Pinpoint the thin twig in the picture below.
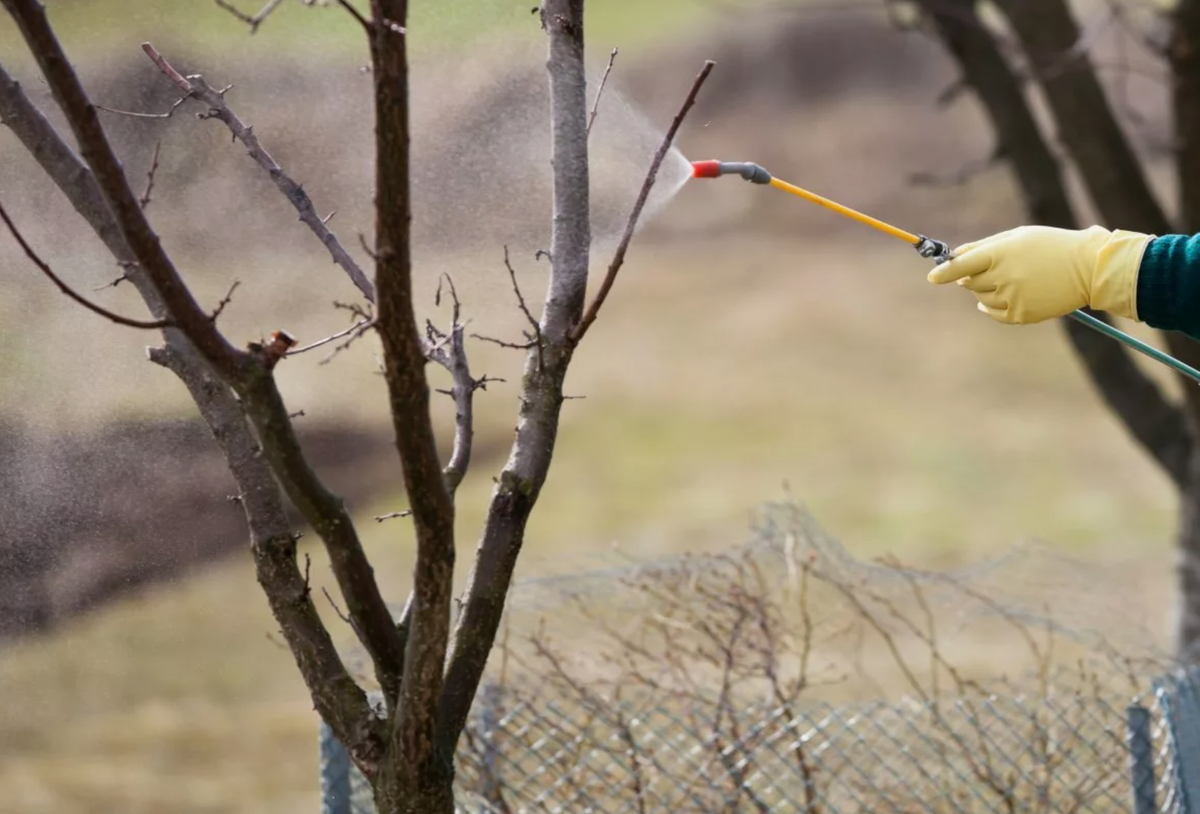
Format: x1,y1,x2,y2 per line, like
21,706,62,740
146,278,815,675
287,317,376,355
210,280,241,321
322,586,353,626
503,245,544,370
140,141,162,209
93,271,130,291
375,510,412,522
587,47,618,137
140,43,193,94
138,42,375,303
470,334,536,351
213,0,286,33
908,150,1002,188
335,0,372,31
571,59,715,343
96,96,188,120
0,201,171,330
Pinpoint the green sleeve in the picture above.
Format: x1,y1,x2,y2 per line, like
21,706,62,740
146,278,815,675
1137,234,1200,341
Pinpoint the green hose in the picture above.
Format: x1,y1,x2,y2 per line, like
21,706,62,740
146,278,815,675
1068,310,1200,384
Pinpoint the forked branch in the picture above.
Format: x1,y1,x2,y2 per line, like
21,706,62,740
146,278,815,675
0,43,384,772
213,0,286,33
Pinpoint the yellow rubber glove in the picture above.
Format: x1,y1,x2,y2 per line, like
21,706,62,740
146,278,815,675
927,225,1154,324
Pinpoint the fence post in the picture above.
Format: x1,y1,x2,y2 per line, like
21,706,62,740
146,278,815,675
1128,704,1157,814
319,718,353,814
477,682,504,813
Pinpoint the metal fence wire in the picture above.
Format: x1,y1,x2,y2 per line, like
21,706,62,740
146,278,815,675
317,663,1200,814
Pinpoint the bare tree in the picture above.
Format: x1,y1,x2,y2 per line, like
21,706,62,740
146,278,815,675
0,0,711,810
898,0,1200,658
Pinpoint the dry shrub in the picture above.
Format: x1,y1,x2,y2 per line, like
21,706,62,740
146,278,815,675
447,502,1173,814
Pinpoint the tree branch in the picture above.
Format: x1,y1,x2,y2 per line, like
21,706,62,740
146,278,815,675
0,200,171,330
422,276,481,496
3,0,245,378
336,0,373,32
436,0,602,753
502,245,543,369
139,140,162,209
150,345,387,772
990,0,1170,235
236,369,407,704
915,0,1191,487
3,7,406,728
213,0,286,34
0,55,384,769
368,0,457,775
287,316,376,357
138,43,376,304
572,59,714,343
587,47,617,137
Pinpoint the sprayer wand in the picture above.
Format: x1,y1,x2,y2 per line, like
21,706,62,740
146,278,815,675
691,160,1200,386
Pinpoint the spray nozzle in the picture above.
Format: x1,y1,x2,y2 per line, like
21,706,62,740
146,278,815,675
691,160,773,184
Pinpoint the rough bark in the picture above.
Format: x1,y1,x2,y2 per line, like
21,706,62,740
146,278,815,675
367,0,458,801
1170,0,1200,659
0,56,385,769
436,0,591,753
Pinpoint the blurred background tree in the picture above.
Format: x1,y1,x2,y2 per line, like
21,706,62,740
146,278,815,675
907,0,1200,657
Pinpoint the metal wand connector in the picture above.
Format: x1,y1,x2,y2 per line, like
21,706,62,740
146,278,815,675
914,235,952,265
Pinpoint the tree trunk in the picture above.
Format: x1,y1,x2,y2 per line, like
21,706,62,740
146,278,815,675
373,765,456,814
1170,0,1200,660
920,0,1200,657
916,0,1192,487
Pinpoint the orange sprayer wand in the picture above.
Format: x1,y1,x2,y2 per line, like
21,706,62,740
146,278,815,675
690,160,952,263
690,159,1200,386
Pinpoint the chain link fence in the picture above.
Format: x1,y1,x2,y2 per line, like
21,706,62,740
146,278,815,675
320,502,1186,813
318,665,1200,814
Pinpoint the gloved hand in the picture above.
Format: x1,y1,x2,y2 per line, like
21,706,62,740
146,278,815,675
927,224,1154,324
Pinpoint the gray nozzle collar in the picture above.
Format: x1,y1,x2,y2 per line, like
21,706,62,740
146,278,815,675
718,162,772,184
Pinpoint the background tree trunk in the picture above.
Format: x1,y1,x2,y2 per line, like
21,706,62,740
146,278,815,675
916,0,1200,657
1169,0,1200,658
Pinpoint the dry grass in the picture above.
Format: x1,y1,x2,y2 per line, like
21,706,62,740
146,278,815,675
0,3,1188,812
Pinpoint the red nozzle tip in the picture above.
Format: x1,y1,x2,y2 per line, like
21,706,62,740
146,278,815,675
691,160,721,179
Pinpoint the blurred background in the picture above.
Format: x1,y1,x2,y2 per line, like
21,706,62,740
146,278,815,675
0,0,1186,811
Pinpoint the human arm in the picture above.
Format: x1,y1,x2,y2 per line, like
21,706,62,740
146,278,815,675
1136,233,1200,340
